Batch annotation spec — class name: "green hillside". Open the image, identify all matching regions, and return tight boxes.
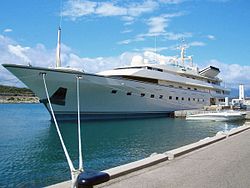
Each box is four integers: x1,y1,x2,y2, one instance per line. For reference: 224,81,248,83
0,85,35,96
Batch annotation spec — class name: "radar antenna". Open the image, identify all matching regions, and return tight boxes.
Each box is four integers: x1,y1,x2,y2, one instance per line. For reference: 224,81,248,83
177,39,194,66
180,39,188,65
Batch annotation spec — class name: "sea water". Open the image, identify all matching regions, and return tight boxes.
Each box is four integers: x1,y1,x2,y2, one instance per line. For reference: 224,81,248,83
0,104,245,187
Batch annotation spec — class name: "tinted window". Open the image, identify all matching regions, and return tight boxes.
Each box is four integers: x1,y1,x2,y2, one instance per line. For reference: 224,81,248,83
111,90,117,94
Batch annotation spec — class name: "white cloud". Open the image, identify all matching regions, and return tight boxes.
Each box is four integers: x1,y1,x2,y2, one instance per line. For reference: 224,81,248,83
117,39,133,45
120,31,192,45
188,41,206,47
62,0,162,20
117,36,145,45
118,11,187,44
165,32,192,40
121,29,133,34
208,0,230,2
0,35,15,47
121,16,135,23
95,2,127,17
207,35,216,40
3,28,13,33
148,16,169,34
0,36,25,86
127,1,159,17
8,45,31,63
139,46,169,53
204,59,250,89
147,13,185,35
62,1,189,46
164,12,186,18
118,31,192,45
0,35,55,86
62,0,97,20
62,51,137,73
159,0,184,4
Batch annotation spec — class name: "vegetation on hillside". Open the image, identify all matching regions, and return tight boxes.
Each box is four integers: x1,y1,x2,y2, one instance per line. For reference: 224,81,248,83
0,85,35,96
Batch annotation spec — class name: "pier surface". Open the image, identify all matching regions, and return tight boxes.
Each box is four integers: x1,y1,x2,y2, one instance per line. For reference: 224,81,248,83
100,124,250,188
49,123,250,188
246,111,250,119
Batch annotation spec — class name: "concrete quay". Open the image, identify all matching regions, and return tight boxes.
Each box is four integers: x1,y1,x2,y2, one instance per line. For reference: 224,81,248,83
100,123,250,188
48,122,250,188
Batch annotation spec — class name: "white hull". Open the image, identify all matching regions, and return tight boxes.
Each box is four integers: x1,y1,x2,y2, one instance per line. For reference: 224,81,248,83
186,111,246,121
2,64,223,120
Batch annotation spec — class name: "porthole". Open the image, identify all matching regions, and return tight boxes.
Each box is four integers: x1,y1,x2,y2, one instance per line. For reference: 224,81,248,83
111,90,117,94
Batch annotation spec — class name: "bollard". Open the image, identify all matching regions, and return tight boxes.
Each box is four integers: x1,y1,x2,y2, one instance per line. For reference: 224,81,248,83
166,152,174,160
76,170,110,188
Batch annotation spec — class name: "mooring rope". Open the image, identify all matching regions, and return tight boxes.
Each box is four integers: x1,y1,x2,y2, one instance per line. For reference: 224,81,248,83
42,73,85,188
42,73,76,173
76,76,83,171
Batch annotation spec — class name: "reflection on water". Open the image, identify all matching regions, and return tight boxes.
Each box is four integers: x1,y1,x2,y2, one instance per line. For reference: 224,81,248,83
0,104,245,187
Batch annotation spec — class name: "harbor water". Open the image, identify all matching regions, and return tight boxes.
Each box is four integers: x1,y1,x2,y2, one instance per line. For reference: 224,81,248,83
0,104,245,187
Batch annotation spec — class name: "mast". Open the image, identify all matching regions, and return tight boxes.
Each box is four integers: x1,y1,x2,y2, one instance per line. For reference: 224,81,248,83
56,26,61,68
180,45,185,65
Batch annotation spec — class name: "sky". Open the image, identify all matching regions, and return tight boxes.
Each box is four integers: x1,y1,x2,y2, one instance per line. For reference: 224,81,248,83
0,0,250,94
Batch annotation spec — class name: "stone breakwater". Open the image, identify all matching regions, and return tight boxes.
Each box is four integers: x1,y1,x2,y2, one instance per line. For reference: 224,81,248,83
0,95,39,103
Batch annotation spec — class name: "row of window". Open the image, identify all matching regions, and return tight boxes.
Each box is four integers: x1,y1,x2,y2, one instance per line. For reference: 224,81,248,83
169,84,227,95
111,90,205,102
184,75,219,85
207,80,218,85
115,66,163,72
114,75,225,95
166,84,198,91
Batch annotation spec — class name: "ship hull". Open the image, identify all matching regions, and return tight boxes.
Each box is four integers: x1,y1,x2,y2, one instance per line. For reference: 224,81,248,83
3,64,216,121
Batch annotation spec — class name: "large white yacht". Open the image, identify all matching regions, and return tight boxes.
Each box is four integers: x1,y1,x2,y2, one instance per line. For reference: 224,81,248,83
2,45,230,120
2,27,230,120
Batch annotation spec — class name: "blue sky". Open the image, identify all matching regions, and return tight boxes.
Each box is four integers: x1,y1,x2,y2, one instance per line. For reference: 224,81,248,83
0,0,250,91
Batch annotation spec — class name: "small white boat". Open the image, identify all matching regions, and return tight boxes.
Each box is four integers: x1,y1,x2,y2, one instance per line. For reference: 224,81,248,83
186,110,246,121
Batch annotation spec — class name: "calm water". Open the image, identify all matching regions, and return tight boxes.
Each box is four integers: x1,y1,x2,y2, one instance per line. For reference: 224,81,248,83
0,104,245,187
